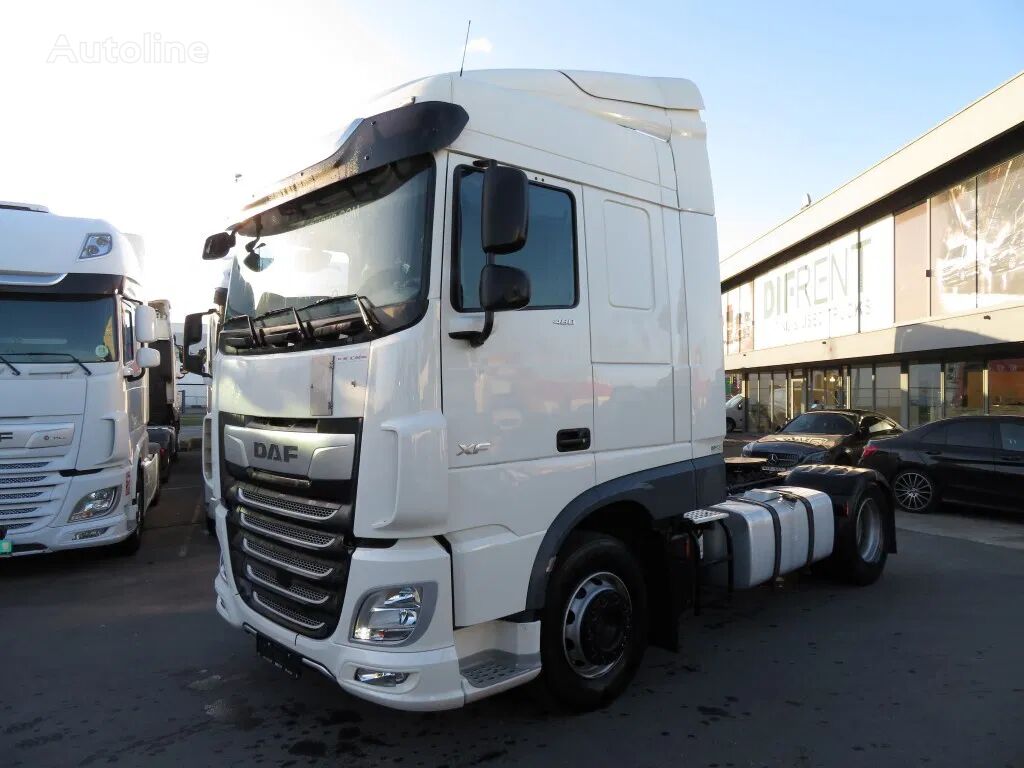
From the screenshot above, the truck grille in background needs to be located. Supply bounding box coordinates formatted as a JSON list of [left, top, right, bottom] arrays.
[[227, 479, 353, 639], [0, 465, 65, 533]]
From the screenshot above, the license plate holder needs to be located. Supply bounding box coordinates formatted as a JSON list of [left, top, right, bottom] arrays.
[[256, 634, 303, 679]]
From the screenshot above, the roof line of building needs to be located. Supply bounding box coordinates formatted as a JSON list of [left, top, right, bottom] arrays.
[[721, 69, 1024, 283]]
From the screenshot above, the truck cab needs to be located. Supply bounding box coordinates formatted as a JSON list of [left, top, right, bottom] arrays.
[[0, 202, 163, 556], [192, 70, 892, 711]]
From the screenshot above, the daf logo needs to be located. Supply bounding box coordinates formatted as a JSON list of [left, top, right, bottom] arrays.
[[0, 432, 12, 442], [457, 442, 491, 456], [253, 441, 299, 462]]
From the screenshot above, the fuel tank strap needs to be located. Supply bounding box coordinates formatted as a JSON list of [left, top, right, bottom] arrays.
[[780, 492, 816, 566]]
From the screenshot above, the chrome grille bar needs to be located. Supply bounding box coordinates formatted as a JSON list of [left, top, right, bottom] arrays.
[[236, 485, 340, 522], [239, 510, 337, 550], [252, 591, 326, 630], [241, 536, 334, 580], [246, 563, 330, 606]]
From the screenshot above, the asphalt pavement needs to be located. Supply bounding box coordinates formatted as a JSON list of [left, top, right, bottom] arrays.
[[2, 450, 1023, 768]]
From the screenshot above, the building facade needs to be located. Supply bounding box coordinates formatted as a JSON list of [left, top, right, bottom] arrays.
[[721, 72, 1024, 433]]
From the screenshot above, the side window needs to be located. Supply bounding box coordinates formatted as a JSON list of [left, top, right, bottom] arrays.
[[863, 416, 895, 435], [922, 425, 947, 445], [453, 167, 577, 312], [999, 421, 1024, 452], [945, 421, 994, 449], [121, 302, 136, 362]]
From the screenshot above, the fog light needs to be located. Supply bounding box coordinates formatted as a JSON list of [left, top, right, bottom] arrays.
[[354, 668, 410, 687], [74, 527, 108, 540], [69, 487, 120, 522], [352, 585, 425, 644]]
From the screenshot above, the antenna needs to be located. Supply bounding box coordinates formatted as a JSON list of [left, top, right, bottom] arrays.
[[459, 20, 472, 77]]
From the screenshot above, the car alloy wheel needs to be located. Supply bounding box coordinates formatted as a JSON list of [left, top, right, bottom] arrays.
[[893, 471, 933, 512]]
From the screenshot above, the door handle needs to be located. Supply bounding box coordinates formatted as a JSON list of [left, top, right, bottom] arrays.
[[998, 454, 1023, 462], [924, 450, 941, 456], [557, 428, 591, 452]]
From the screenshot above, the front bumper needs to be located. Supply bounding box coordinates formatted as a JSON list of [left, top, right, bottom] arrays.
[[2, 466, 132, 555], [213, 501, 466, 710]]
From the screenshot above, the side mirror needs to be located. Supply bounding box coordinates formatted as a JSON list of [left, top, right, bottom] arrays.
[[136, 346, 160, 369], [183, 312, 211, 378], [202, 231, 236, 260], [481, 165, 528, 255], [134, 305, 157, 344], [480, 264, 530, 311]]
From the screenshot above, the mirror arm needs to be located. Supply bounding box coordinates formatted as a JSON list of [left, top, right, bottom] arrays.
[[448, 254, 495, 347]]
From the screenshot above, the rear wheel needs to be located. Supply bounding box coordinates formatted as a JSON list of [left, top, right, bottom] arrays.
[[892, 469, 937, 514], [539, 532, 648, 711], [829, 485, 888, 585]]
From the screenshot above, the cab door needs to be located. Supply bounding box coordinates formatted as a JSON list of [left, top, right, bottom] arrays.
[[440, 156, 594, 529]]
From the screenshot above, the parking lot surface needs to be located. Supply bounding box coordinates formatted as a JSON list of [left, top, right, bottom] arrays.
[[2, 450, 1022, 768]]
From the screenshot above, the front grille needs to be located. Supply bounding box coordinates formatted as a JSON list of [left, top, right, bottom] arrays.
[[0, 506, 39, 517], [0, 475, 44, 485], [222, 412, 358, 640], [239, 509, 338, 549], [0, 521, 33, 531], [752, 450, 801, 468], [236, 485, 340, 522], [0, 491, 44, 502], [0, 462, 48, 472]]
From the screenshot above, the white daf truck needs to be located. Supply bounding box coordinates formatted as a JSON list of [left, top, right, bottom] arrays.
[[0, 202, 163, 557], [188, 70, 896, 711]]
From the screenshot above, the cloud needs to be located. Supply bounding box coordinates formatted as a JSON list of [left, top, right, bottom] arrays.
[[466, 37, 493, 54]]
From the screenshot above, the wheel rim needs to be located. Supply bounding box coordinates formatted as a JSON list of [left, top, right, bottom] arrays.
[[893, 471, 932, 512], [855, 497, 883, 563], [562, 571, 632, 679]]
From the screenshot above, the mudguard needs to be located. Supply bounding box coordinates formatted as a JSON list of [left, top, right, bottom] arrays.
[[783, 465, 896, 554]]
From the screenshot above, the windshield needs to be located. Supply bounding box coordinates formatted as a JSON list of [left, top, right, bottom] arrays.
[[223, 154, 434, 350], [0, 297, 117, 363], [781, 412, 857, 435]]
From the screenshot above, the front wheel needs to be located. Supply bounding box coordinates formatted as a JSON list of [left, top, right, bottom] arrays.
[[539, 532, 648, 711], [112, 477, 145, 556], [726, 417, 736, 433]]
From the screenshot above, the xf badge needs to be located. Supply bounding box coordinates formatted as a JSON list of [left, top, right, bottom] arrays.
[[456, 442, 491, 456]]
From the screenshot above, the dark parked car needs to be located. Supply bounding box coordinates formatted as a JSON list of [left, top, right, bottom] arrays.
[[858, 415, 1024, 514], [741, 409, 904, 470], [146, 426, 176, 484]]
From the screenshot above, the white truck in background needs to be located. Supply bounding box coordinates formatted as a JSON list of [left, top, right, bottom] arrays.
[[147, 298, 182, 444], [0, 202, 163, 556], [187, 70, 896, 711]]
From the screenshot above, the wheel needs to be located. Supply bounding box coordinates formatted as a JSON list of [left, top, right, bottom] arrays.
[[726, 417, 736, 433], [112, 476, 145, 556], [828, 485, 888, 586], [892, 468, 937, 514], [539, 532, 648, 711]]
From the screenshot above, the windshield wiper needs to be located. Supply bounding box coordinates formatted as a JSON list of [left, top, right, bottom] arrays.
[[0, 354, 21, 376], [8, 352, 93, 376]]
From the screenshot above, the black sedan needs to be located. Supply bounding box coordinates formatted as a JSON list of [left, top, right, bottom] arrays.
[[741, 409, 904, 470], [858, 415, 1024, 514]]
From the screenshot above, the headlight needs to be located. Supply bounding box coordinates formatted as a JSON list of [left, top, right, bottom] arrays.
[[741, 444, 753, 457], [800, 450, 830, 465], [79, 233, 113, 259], [69, 486, 120, 522], [352, 585, 428, 644]]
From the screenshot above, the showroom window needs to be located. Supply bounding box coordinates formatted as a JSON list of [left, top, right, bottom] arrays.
[[909, 363, 941, 426], [930, 179, 978, 317], [851, 366, 873, 410], [977, 153, 1024, 309], [944, 361, 985, 417], [989, 358, 1024, 416], [874, 364, 902, 423]]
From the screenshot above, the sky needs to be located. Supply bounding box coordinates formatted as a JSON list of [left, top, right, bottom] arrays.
[[2, 1, 1022, 319]]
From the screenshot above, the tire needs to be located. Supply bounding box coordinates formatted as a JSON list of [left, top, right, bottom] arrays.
[[726, 417, 736, 433], [112, 476, 145, 556], [892, 468, 937, 514], [539, 532, 648, 711], [161, 459, 171, 484], [829, 485, 888, 586]]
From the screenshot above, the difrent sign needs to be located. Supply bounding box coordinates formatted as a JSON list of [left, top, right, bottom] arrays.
[[753, 234, 859, 350]]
